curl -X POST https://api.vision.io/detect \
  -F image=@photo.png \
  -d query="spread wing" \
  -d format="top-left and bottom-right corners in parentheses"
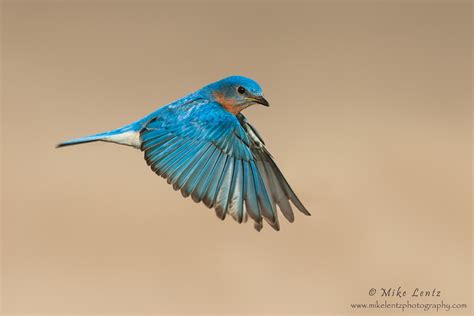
top-left (139, 99), bottom-right (310, 231)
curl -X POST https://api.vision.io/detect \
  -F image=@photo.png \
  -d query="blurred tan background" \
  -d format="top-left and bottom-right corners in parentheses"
top-left (1, 1), bottom-right (472, 315)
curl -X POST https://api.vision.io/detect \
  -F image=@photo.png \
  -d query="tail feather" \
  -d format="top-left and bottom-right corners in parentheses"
top-left (56, 131), bottom-right (114, 148)
top-left (57, 125), bottom-right (141, 149)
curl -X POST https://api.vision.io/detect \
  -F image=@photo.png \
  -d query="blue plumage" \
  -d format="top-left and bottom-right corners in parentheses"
top-left (57, 76), bottom-right (310, 231)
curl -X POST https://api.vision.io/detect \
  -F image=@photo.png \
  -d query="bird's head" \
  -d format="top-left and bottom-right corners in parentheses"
top-left (204, 76), bottom-right (269, 115)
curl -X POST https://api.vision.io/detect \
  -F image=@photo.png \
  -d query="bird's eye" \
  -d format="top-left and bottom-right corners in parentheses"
top-left (237, 86), bottom-right (246, 94)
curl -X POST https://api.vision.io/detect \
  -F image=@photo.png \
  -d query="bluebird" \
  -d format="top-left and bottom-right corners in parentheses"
top-left (57, 76), bottom-right (310, 231)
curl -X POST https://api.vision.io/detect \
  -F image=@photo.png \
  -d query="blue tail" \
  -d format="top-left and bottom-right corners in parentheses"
top-left (56, 124), bottom-right (140, 148)
top-left (56, 131), bottom-right (112, 148)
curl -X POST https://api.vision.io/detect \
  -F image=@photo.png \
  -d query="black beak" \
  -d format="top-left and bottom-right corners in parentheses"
top-left (252, 95), bottom-right (270, 107)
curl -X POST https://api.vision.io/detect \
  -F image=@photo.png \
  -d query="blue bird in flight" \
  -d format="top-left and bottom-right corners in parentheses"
top-left (57, 76), bottom-right (310, 231)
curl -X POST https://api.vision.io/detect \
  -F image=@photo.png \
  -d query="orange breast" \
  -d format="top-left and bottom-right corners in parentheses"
top-left (213, 91), bottom-right (241, 115)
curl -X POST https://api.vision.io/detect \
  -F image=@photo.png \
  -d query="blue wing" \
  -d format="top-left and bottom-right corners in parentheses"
top-left (140, 99), bottom-right (309, 231)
